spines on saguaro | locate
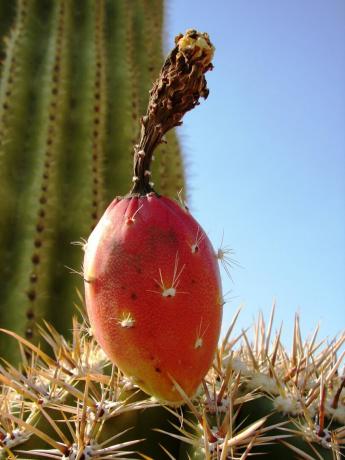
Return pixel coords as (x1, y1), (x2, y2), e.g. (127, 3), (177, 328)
(0, 0), (32, 261)
(102, 0), (140, 200)
(47, 0), (106, 333)
(0, 0), (56, 356)
(1, 0), (72, 354)
(0, 1), (187, 360)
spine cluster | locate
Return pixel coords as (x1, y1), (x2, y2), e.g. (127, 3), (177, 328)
(0, 310), (343, 458)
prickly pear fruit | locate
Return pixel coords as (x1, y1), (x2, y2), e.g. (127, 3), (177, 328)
(84, 30), (220, 404)
(84, 194), (222, 403)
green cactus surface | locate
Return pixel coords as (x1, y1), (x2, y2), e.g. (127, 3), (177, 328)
(0, 0), (186, 361)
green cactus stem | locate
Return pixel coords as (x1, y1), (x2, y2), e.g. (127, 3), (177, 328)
(0, 0), (186, 361)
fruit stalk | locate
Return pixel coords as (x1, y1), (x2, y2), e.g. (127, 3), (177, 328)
(131, 29), (214, 195)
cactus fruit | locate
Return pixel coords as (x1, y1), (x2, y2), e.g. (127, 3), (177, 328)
(84, 194), (222, 404)
(0, 0), (185, 361)
(83, 30), (222, 404)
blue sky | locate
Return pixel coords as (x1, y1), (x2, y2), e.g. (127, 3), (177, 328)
(165, 0), (345, 344)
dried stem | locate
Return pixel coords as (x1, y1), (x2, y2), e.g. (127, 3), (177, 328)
(130, 29), (215, 195)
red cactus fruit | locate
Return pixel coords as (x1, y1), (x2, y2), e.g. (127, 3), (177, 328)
(84, 194), (222, 403)
(84, 30), (221, 403)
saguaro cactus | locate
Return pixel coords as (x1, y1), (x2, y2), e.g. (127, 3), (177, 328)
(0, 0), (185, 360)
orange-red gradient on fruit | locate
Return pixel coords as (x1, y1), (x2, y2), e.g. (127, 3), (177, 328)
(84, 194), (222, 404)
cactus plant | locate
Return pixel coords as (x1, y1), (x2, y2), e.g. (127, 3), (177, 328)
(173, 306), (345, 459)
(0, 0), (185, 361)
(0, 316), (185, 459)
(0, 309), (344, 458)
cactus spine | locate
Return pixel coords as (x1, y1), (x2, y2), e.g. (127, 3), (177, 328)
(0, 310), (344, 458)
(0, 0), (185, 360)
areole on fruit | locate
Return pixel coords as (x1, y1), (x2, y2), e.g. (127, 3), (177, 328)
(84, 30), (222, 404)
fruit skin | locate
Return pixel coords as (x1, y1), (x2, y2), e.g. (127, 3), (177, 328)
(84, 193), (222, 404)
